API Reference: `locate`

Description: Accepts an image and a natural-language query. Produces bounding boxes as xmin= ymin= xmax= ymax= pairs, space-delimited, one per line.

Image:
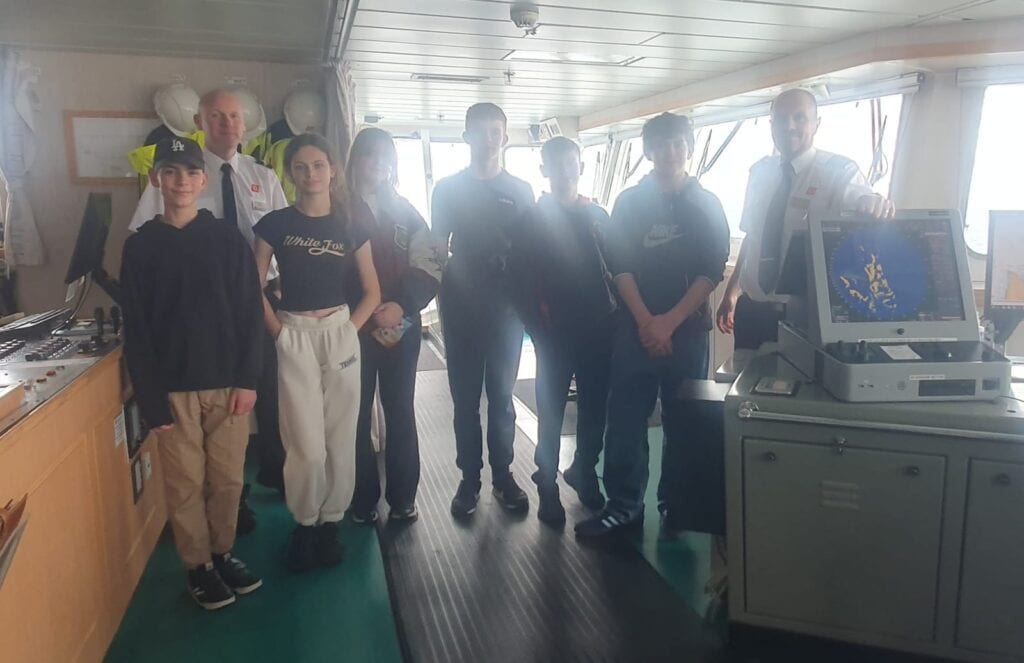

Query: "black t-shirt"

xmin=430 ymin=170 xmax=534 ymax=295
xmin=254 ymin=204 xmax=370 ymax=311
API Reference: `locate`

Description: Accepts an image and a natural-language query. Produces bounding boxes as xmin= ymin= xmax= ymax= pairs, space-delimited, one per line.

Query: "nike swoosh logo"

xmin=642 ymin=232 xmax=685 ymax=248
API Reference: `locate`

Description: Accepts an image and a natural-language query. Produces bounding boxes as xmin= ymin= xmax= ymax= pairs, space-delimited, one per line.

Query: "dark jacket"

xmin=362 ymin=190 xmax=441 ymax=327
xmin=512 ymin=193 xmax=617 ymax=337
xmin=606 ymin=175 xmax=730 ymax=333
xmin=120 ymin=209 xmax=264 ymax=427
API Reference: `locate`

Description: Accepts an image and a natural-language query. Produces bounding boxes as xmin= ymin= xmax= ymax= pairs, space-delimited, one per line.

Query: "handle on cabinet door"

xmin=994 ymin=473 xmax=1012 ymax=486
xmin=904 ymin=465 xmax=921 ymax=477
xmin=763 ymin=451 xmax=777 ymax=462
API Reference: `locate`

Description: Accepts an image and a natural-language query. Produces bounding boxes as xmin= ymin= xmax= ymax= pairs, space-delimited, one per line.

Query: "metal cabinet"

xmin=743 ymin=438 xmax=946 ymax=642
xmin=956 ymin=460 xmax=1024 ymax=658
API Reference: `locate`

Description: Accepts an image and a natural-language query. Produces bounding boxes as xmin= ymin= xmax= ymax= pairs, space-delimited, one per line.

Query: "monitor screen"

xmin=64 ymin=192 xmax=112 ymax=285
xmin=821 ymin=217 xmax=966 ymax=324
xmin=986 ymin=211 xmax=1024 ymax=311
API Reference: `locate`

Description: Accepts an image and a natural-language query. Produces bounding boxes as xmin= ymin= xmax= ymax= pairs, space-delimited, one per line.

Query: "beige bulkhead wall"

xmin=11 ymin=49 xmax=319 ymax=313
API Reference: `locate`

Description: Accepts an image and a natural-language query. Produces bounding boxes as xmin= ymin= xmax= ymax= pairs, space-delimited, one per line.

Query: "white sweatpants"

xmin=277 ymin=308 xmax=361 ymax=526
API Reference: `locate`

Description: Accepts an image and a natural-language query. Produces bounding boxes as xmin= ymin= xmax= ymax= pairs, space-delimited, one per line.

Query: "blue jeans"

xmin=603 ymin=317 xmax=709 ymax=521
xmin=531 ymin=318 xmax=615 ymax=486
xmin=440 ymin=284 xmax=524 ymax=481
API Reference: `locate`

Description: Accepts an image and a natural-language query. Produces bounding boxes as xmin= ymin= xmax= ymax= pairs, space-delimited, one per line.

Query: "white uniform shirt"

xmin=738 ymin=148 xmax=874 ymax=302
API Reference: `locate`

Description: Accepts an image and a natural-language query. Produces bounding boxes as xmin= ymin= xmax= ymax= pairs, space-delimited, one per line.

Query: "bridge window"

xmin=964 ymin=83 xmax=1024 ymax=254
xmin=394 ymin=137 xmax=429 ymax=221
xmin=604 ymin=94 xmax=903 ymax=239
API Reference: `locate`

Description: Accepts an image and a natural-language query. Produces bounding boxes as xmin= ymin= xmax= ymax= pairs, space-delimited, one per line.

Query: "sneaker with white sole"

xmin=187 ymin=562 xmax=236 ymax=610
xmin=212 ymin=552 xmax=262 ymax=595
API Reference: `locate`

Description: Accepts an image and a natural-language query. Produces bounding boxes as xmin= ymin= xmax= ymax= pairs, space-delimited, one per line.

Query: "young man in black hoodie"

xmin=575 ymin=113 xmax=730 ymax=539
xmin=517 ymin=137 xmax=616 ymax=526
xmin=120 ymin=136 xmax=265 ymax=610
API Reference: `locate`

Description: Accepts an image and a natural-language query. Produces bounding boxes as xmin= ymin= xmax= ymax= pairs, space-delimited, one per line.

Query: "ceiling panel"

xmin=357 ymin=83 xmax=639 ymax=102
xmin=0 ymin=0 xmax=332 ymax=62
xmin=734 ymin=0 xmax=976 ymax=12
xmin=411 ymin=0 xmax=910 ymax=31
xmin=358 ymin=3 xmax=840 ymax=42
xmin=347 ymin=27 xmax=770 ymax=63
xmin=352 ymin=67 xmax=694 ymax=92
xmin=351 ymin=59 xmax=711 ymax=84
xmin=355 ymin=10 xmax=662 ymax=45
xmin=941 ymin=0 xmax=1024 ymax=19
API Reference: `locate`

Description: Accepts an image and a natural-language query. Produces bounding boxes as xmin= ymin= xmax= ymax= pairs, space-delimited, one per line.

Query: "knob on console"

xmin=94 ymin=307 xmax=106 ymax=339
xmin=110 ymin=306 xmax=122 ymax=336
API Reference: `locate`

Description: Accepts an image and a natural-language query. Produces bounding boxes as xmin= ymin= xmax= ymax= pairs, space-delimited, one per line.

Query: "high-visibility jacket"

xmin=128 ymin=129 xmax=206 ymax=175
xmin=243 ymin=119 xmax=297 ymax=203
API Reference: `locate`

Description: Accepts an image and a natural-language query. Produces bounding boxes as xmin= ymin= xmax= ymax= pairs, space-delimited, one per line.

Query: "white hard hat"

xmin=226 ymin=85 xmax=267 ymax=142
xmin=283 ymin=88 xmax=326 ymax=135
xmin=153 ymin=83 xmax=199 ymax=137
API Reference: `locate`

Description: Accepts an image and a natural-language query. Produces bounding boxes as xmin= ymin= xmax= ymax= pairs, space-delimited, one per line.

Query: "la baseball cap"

xmin=153 ymin=136 xmax=205 ymax=170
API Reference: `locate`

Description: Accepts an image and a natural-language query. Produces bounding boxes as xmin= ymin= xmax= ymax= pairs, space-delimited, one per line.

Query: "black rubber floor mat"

xmin=512 ymin=377 xmax=578 ymax=436
xmin=376 ymin=371 xmax=726 ymax=663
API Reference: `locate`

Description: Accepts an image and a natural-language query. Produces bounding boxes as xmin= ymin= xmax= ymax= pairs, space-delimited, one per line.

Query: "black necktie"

xmin=221 ymin=162 xmax=238 ymax=229
xmin=758 ymin=161 xmax=795 ymax=294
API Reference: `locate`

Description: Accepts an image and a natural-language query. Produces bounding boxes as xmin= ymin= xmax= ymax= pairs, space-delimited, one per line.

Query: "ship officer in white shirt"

xmin=716 ymin=88 xmax=895 ymax=350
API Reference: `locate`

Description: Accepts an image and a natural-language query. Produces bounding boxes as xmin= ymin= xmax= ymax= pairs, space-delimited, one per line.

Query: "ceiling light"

xmin=411 ymin=73 xmax=488 ymax=83
xmin=503 ymin=50 xmax=633 ymax=65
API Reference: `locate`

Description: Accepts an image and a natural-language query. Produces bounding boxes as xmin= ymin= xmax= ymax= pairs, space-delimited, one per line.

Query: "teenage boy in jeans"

xmin=514 ymin=137 xmax=616 ymax=526
xmin=575 ymin=113 xmax=730 ymax=539
xmin=121 ymin=136 xmax=265 ymax=609
xmin=432 ymin=103 xmax=535 ymax=517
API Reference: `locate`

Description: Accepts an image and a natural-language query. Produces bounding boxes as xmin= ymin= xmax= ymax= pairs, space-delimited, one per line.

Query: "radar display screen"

xmin=822 ymin=218 xmax=965 ymax=324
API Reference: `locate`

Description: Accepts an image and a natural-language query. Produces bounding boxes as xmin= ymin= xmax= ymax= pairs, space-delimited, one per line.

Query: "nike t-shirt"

xmin=607 ymin=175 xmax=730 ymax=328
xmin=254 ymin=203 xmax=371 ymax=312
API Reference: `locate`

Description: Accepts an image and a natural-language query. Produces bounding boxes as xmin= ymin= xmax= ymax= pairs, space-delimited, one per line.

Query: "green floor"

xmin=105 ymin=478 xmax=404 ymax=663
xmin=592 ymin=426 xmax=715 ymax=618
xmin=107 ymin=427 xmax=712 ymax=663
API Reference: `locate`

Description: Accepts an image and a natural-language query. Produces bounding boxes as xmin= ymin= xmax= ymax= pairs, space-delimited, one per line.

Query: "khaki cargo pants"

xmin=157 ymin=389 xmax=249 ymax=568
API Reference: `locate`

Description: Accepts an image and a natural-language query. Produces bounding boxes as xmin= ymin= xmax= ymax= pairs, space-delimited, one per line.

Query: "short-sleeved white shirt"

xmin=738 ymin=148 xmax=874 ymax=302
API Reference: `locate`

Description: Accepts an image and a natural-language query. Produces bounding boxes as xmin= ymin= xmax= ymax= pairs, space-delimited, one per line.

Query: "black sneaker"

xmin=563 ymin=464 xmax=605 ymax=511
xmin=536 ymin=484 xmax=566 ymax=527
xmin=255 ymin=467 xmax=285 ymax=497
xmin=213 ymin=552 xmax=263 ymax=595
xmin=492 ymin=472 xmax=529 ymax=513
xmin=574 ymin=509 xmax=642 ymax=539
xmin=660 ymin=508 xmax=687 ymax=536
xmin=450 ymin=479 xmax=481 ymax=518
xmin=317 ymin=521 xmax=345 ymax=567
xmin=389 ymin=504 xmax=419 ymax=522
xmin=187 ymin=562 xmax=236 ymax=610
xmin=350 ymin=509 xmax=379 ymax=525
xmin=286 ymin=524 xmax=318 ymax=572
xmin=237 ymin=484 xmax=257 ymax=536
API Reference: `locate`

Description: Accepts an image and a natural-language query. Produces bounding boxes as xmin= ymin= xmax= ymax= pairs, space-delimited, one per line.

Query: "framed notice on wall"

xmin=63 ymin=111 xmax=160 ymax=185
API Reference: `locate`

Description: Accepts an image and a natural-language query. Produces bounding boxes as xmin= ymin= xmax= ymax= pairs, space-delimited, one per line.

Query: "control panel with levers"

xmin=0 ymin=337 xmax=79 ymax=365
xmin=0 ymin=340 xmax=26 ymax=360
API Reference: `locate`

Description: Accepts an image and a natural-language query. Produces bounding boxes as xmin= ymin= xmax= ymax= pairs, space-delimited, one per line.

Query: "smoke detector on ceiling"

xmin=510 ymin=2 xmax=540 ymax=36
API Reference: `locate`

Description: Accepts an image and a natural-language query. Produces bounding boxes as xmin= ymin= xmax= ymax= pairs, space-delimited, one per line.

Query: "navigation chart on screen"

xmin=989 ymin=213 xmax=1024 ymax=308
